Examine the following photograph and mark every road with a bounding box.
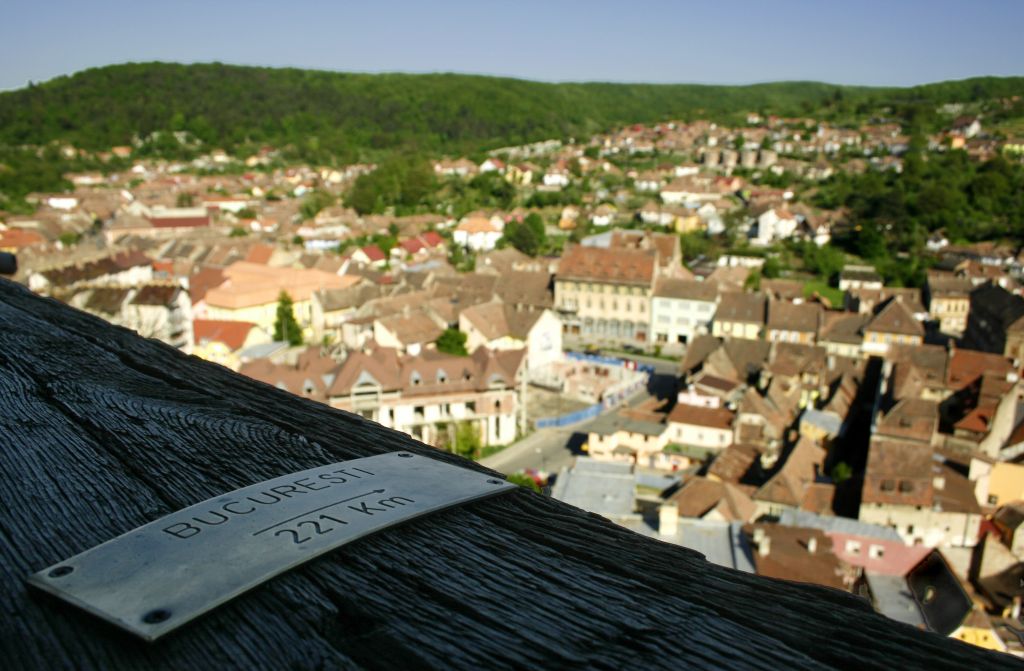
[481,353,682,476]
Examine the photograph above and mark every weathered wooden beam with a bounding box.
[0,278,1016,670]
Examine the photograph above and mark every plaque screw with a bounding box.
[487,479,503,485]
[397,452,413,458]
[142,609,172,624]
[48,566,74,578]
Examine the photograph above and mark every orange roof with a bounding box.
[244,244,275,265]
[205,262,359,309]
[456,217,500,234]
[0,228,45,250]
[193,319,257,350]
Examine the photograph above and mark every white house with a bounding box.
[480,158,506,173]
[753,206,799,246]
[459,302,563,372]
[651,278,720,348]
[453,216,504,252]
[543,164,571,188]
[590,205,616,227]
[666,404,735,452]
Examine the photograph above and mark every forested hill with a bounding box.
[2,62,1023,161]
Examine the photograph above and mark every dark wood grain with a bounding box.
[0,278,1017,670]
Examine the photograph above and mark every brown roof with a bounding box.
[557,245,656,286]
[865,297,924,337]
[716,291,766,325]
[376,310,445,346]
[461,302,546,341]
[328,346,524,398]
[754,437,825,507]
[494,271,554,309]
[820,311,869,345]
[926,270,973,298]
[767,300,822,334]
[83,287,130,315]
[131,284,182,307]
[862,439,934,507]
[707,444,759,483]
[148,216,210,229]
[654,278,718,302]
[761,279,805,301]
[668,477,756,522]
[745,524,847,591]
[667,403,734,430]
[876,398,938,443]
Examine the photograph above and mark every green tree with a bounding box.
[504,220,540,256]
[761,256,782,279]
[58,231,82,247]
[454,421,482,460]
[273,291,303,346]
[507,472,541,493]
[435,328,468,356]
[229,227,248,237]
[176,192,195,207]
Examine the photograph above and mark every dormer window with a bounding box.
[411,371,422,386]
[868,545,885,559]
[437,369,447,384]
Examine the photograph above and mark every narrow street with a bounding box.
[481,350,682,476]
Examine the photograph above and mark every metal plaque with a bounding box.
[29,451,514,641]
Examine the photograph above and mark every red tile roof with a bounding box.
[0,228,45,250]
[558,245,656,286]
[244,244,275,265]
[361,245,386,262]
[193,319,256,350]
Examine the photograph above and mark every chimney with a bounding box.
[758,535,771,558]
[807,537,818,554]
[659,503,678,537]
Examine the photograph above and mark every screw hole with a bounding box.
[142,609,172,624]
[48,566,74,578]
[397,452,413,458]
[487,479,503,485]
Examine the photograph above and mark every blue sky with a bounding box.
[1,0,1022,91]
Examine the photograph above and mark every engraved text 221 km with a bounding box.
[29,452,515,641]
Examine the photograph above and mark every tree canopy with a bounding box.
[273,291,303,346]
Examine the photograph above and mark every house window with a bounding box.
[880,479,895,492]
[906,524,914,534]
[437,369,447,384]
[411,371,422,386]
[466,401,476,413]
[898,481,913,493]
[868,545,884,559]
[845,540,861,554]
[988,495,998,505]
